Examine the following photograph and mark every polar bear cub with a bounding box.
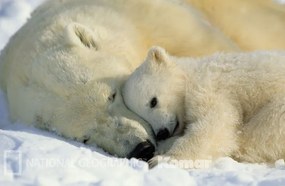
[123,46,285,166]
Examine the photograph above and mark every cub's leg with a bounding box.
[235,96,285,163]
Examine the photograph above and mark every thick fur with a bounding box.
[123,46,285,167]
[0,0,239,157]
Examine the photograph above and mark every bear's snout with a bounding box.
[127,140,155,161]
[156,128,170,141]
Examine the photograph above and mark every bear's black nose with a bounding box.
[156,128,170,141]
[128,140,155,161]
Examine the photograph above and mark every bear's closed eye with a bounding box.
[150,97,158,108]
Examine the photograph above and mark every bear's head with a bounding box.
[55,79,156,160]
[52,23,157,160]
[1,21,155,161]
[123,46,186,141]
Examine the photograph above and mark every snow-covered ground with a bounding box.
[1,0,285,185]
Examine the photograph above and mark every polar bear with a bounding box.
[123,46,285,167]
[186,0,285,50]
[0,0,238,160]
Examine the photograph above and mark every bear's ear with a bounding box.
[64,22,98,50]
[147,46,170,66]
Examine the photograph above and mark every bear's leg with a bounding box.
[149,97,240,168]
[235,96,285,163]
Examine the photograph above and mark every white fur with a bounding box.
[0,0,239,157]
[123,46,285,167]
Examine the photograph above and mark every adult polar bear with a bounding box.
[0,0,237,159]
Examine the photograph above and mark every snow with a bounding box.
[1,0,285,185]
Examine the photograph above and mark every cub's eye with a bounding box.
[150,97,158,108]
[108,91,117,102]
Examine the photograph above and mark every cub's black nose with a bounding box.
[156,128,170,141]
[128,140,155,161]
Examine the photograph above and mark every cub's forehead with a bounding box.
[124,75,156,102]
[126,73,149,91]
[124,62,166,98]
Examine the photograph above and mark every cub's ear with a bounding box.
[147,46,171,66]
[64,22,98,50]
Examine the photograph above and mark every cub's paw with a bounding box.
[148,155,178,169]
[148,155,166,168]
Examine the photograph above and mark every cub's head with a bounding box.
[123,47,186,141]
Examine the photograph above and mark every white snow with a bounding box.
[1,0,285,185]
